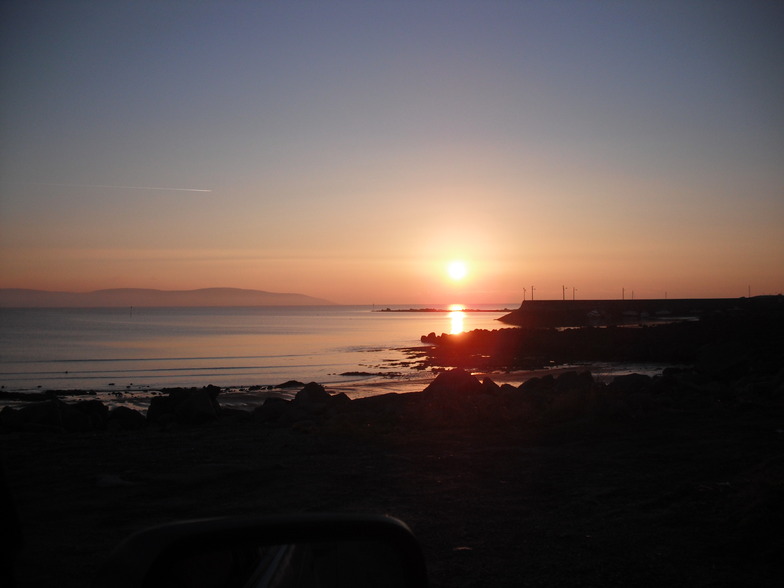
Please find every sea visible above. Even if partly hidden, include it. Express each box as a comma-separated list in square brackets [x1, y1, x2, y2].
[0, 304, 674, 411]
[0, 304, 517, 409]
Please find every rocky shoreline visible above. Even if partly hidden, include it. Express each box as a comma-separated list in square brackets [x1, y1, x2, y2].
[2, 311, 784, 586]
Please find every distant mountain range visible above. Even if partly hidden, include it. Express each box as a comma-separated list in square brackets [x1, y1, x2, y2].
[0, 288, 334, 307]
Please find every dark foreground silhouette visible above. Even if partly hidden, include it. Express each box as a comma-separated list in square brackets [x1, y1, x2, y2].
[2, 306, 783, 587]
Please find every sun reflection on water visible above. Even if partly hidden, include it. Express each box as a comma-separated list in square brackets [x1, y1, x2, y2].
[449, 304, 465, 334]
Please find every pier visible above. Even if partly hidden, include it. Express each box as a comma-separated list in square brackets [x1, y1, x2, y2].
[498, 296, 781, 328]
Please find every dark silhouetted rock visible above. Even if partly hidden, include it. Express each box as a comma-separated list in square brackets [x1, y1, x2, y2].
[107, 406, 146, 431]
[554, 371, 594, 393]
[253, 397, 291, 424]
[146, 395, 176, 426]
[147, 386, 221, 426]
[294, 382, 332, 413]
[607, 373, 653, 395]
[17, 399, 66, 430]
[481, 377, 500, 395]
[0, 406, 23, 429]
[518, 375, 555, 394]
[422, 368, 483, 399]
[277, 380, 305, 389]
[330, 392, 351, 407]
[72, 399, 109, 430]
[0, 398, 112, 432]
[175, 389, 219, 424]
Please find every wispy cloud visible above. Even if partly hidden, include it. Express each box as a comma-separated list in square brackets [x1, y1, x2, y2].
[19, 182, 212, 193]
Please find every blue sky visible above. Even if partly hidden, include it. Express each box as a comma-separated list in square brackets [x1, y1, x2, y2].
[1, 1, 782, 303]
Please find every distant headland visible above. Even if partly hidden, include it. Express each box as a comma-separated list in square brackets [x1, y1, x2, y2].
[0, 288, 335, 307]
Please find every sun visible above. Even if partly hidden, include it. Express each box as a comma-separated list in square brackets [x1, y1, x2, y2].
[447, 260, 468, 281]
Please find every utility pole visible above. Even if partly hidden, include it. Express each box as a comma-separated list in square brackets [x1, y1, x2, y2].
[572, 287, 576, 301]
[522, 287, 527, 302]
[562, 285, 567, 301]
[622, 287, 625, 300]
[531, 286, 535, 301]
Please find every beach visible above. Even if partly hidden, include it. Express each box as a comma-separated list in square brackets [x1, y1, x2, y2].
[3, 360, 784, 587]
[2, 304, 784, 587]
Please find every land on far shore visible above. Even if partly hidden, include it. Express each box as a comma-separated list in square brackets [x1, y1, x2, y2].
[0, 287, 334, 307]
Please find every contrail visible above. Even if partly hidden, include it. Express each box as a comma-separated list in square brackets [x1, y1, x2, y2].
[20, 182, 212, 193]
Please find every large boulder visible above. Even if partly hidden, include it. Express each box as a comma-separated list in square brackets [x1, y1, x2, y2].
[554, 371, 594, 393]
[147, 386, 221, 426]
[607, 373, 653, 395]
[255, 385, 349, 426]
[0, 398, 110, 432]
[422, 368, 483, 399]
[518, 375, 555, 394]
[417, 369, 501, 427]
[481, 377, 501, 395]
[253, 397, 291, 424]
[18, 399, 69, 430]
[107, 406, 146, 431]
[293, 382, 332, 413]
[0, 406, 24, 429]
[71, 399, 109, 430]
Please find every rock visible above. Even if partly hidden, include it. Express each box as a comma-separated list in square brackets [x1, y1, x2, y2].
[16, 399, 65, 430]
[4, 398, 103, 432]
[330, 392, 351, 407]
[0, 406, 23, 429]
[422, 368, 483, 399]
[607, 373, 653, 395]
[72, 399, 109, 430]
[554, 371, 594, 393]
[481, 377, 500, 395]
[107, 406, 146, 431]
[421, 332, 437, 343]
[277, 380, 305, 389]
[58, 403, 93, 432]
[146, 395, 176, 426]
[147, 386, 221, 426]
[518, 375, 555, 394]
[174, 389, 219, 425]
[253, 397, 291, 424]
[293, 382, 332, 413]
[254, 387, 348, 427]
[416, 369, 494, 427]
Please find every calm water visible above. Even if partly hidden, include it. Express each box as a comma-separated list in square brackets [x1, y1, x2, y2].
[0, 305, 516, 395]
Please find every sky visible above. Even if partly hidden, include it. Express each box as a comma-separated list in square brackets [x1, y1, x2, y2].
[1, 0, 782, 304]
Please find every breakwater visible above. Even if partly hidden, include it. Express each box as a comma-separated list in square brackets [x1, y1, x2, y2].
[498, 296, 781, 328]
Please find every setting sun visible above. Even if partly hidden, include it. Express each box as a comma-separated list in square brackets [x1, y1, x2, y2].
[447, 260, 468, 281]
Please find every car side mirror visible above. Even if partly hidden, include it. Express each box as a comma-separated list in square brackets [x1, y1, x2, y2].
[93, 513, 428, 588]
